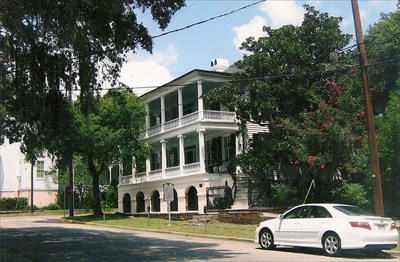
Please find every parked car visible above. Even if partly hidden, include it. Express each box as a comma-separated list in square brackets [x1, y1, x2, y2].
[255, 203, 398, 257]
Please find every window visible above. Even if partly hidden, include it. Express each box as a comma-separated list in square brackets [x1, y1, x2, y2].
[36, 160, 45, 179]
[309, 206, 332, 218]
[284, 206, 311, 219]
[333, 205, 374, 216]
[185, 145, 196, 164]
[151, 151, 161, 170]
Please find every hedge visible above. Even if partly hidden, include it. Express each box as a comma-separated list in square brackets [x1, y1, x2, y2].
[0, 197, 28, 211]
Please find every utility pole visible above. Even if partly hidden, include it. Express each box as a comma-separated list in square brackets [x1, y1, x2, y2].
[351, 0, 384, 216]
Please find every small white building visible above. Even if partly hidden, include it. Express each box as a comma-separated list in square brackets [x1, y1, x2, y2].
[118, 61, 268, 214]
[0, 138, 58, 207]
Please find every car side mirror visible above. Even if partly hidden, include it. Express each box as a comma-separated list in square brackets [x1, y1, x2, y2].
[279, 214, 284, 220]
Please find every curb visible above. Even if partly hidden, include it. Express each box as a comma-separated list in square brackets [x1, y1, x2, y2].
[60, 218, 399, 257]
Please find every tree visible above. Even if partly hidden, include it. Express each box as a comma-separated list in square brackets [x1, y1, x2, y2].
[375, 91, 400, 217]
[73, 88, 148, 215]
[362, 7, 400, 216]
[205, 5, 369, 204]
[1, 0, 185, 214]
[365, 5, 400, 114]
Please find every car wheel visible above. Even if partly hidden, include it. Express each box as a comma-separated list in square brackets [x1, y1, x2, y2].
[322, 232, 341, 257]
[259, 229, 276, 250]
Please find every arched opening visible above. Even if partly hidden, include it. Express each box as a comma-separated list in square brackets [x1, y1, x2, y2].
[170, 189, 178, 211]
[151, 190, 160, 212]
[187, 186, 198, 211]
[136, 191, 145, 213]
[122, 193, 131, 214]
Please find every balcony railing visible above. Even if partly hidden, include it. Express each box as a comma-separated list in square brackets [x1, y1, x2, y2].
[204, 110, 235, 120]
[149, 169, 162, 181]
[165, 166, 180, 178]
[164, 119, 179, 131]
[120, 162, 203, 185]
[181, 111, 199, 125]
[121, 175, 134, 185]
[183, 162, 201, 174]
[140, 110, 235, 139]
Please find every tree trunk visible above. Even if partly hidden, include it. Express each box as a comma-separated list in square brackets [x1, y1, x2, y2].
[88, 159, 102, 215]
[30, 161, 34, 213]
[69, 154, 74, 217]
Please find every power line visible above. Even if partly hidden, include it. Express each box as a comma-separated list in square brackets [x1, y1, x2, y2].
[151, 0, 267, 39]
[76, 56, 400, 93]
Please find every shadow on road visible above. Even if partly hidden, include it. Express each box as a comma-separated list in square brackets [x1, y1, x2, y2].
[2, 224, 247, 261]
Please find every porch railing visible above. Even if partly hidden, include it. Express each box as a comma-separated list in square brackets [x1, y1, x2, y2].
[120, 162, 203, 185]
[139, 110, 235, 139]
[204, 111, 235, 120]
[149, 169, 162, 181]
[165, 166, 180, 178]
[183, 162, 201, 174]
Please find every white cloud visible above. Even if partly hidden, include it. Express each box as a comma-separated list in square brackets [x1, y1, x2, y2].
[233, 16, 266, 53]
[119, 44, 177, 96]
[260, 0, 305, 28]
[232, 1, 306, 54]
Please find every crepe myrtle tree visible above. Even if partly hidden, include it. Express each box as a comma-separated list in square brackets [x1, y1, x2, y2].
[73, 88, 149, 215]
[205, 5, 372, 203]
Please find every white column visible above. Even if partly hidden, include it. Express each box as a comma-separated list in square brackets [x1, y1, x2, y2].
[131, 156, 136, 178]
[197, 129, 206, 173]
[161, 96, 165, 131]
[109, 165, 113, 184]
[178, 134, 185, 174]
[145, 104, 150, 137]
[161, 140, 167, 179]
[178, 88, 183, 126]
[146, 159, 150, 182]
[197, 80, 204, 119]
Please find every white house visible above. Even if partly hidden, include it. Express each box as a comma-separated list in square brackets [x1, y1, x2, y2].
[0, 138, 58, 208]
[118, 60, 268, 214]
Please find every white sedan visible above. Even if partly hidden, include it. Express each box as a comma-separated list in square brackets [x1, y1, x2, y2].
[255, 203, 398, 257]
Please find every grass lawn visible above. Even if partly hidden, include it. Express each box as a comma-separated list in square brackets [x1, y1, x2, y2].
[67, 214, 257, 240]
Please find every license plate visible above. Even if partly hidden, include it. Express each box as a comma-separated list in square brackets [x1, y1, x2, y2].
[376, 224, 386, 231]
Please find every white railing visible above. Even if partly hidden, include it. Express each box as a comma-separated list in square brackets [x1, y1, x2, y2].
[120, 176, 134, 185]
[149, 169, 162, 181]
[165, 166, 180, 178]
[139, 110, 235, 139]
[148, 125, 162, 136]
[183, 162, 201, 174]
[120, 163, 204, 185]
[134, 172, 146, 184]
[204, 110, 235, 121]
[164, 119, 179, 131]
[181, 112, 199, 125]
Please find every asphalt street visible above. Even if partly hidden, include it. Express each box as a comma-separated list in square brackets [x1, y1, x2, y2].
[0, 215, 398, 262]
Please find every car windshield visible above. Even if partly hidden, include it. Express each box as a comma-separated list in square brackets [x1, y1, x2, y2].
[333, 205, 374, 216]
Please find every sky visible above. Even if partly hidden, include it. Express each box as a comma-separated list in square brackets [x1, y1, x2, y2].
[117, 0, 398, 96]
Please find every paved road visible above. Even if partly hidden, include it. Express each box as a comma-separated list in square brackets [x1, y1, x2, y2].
[0, 215, 398, 262]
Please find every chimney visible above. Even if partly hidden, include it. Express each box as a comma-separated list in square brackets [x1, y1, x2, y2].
[210, 58, 229, 72]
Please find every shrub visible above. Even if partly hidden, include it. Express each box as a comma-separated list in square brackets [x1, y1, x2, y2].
[331, 182, 370, 208]
[41, 203, 62, 210]
[272, 183, 297, 206]
[0, 197, 28, 211]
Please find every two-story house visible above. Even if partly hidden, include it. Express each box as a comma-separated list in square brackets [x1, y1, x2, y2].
[0, 138, 58, 207]
[118, 59, 257, 214]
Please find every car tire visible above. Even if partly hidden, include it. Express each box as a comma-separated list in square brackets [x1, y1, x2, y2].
[322, 232, 341, 257]
[259, 229, 276, 250]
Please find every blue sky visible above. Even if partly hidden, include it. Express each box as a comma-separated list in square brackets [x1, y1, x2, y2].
[117, 0, 398, 96]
